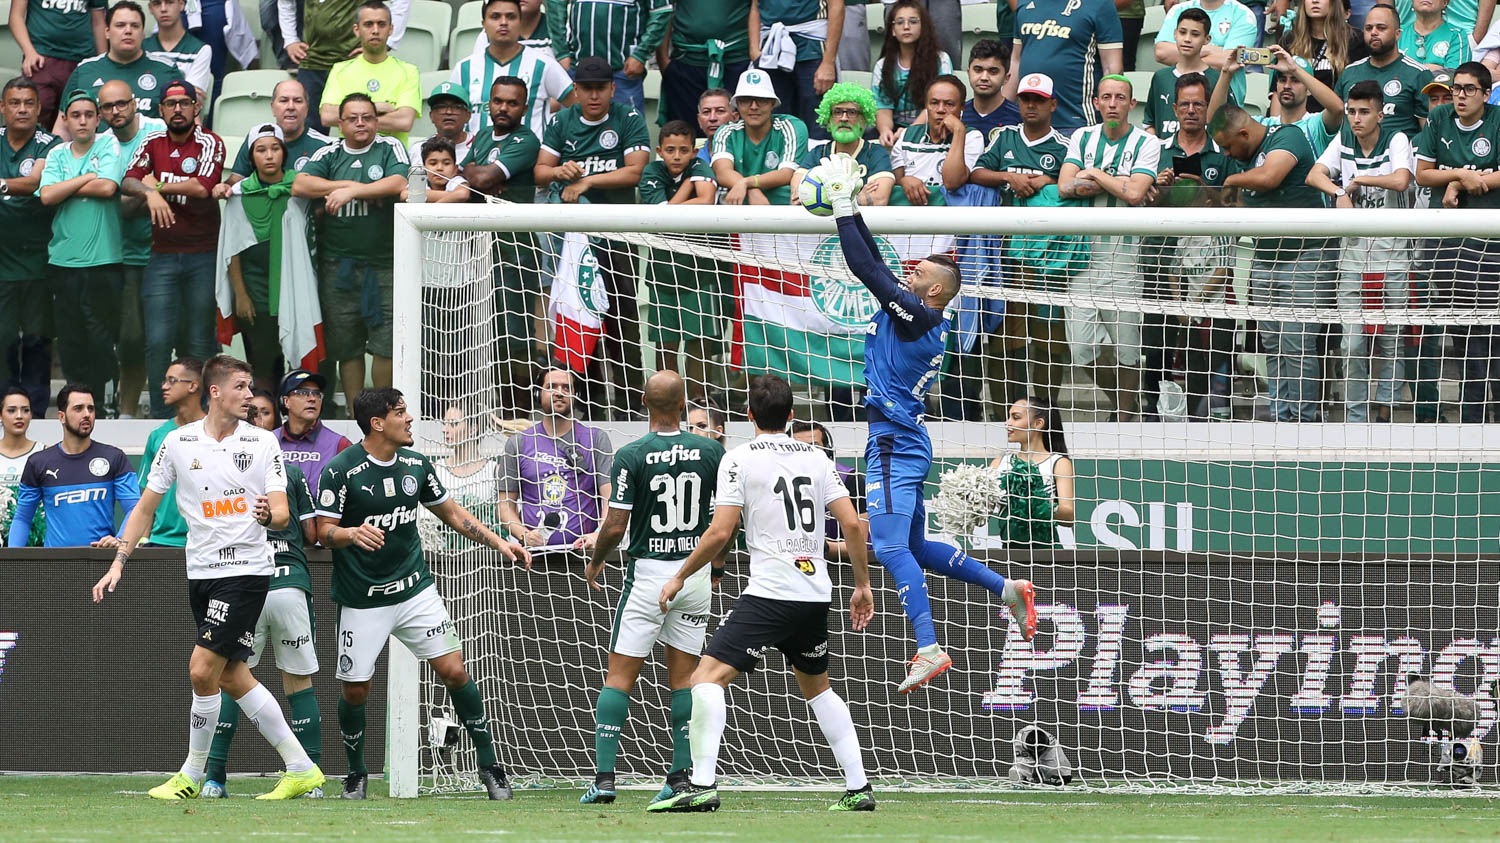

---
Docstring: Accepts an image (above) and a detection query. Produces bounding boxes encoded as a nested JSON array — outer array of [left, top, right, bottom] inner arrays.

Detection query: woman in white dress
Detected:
[[0, 386, 42, 546], [989, 397, 1075, 547]]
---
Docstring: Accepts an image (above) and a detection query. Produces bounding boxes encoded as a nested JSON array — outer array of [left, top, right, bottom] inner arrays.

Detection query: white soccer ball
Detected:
[[798, 165, 837, 217]]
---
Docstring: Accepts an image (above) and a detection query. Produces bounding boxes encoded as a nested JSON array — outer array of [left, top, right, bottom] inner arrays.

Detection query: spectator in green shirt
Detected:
[[141, 356, 204, 547], [1213, 101, 1334, 422], [292, 92, 409, 412], [0, 77, 60, 416], [8, 0, 106, 129], [535, 56, 650, 416], [57, 2, 177, 136], [37, 89, 122, 408], [661, 0, 753, 129]]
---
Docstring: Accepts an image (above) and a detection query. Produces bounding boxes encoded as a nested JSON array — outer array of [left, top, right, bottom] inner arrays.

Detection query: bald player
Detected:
[[580, 371, 725, 806]]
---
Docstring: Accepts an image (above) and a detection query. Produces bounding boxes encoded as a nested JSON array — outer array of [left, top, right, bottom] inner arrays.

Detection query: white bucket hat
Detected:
[[733, 68, 781, 107]]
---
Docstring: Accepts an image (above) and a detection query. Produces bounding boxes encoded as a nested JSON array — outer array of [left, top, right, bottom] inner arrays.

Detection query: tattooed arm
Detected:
[[427, 498, 532, 568]]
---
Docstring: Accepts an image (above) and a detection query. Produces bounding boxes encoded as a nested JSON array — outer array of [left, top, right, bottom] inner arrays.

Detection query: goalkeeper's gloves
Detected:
[[819, 153, 866, 219]]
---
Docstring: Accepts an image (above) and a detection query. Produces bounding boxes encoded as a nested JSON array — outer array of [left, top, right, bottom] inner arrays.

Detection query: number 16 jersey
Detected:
[[714, 433, 849, 603]]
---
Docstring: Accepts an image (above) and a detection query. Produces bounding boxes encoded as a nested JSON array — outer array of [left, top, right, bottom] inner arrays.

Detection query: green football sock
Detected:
[[205, 692, 239, 783], [338, 697, 367, 776], [594, 687, 630, 776], [288, 687, 322, 766], [670, 688, 693, 775], [452, 679, 499, 769]]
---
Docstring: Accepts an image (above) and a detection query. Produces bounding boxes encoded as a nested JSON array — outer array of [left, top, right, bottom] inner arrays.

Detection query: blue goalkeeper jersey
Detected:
[[836, 215, 949, 432], [7, 441, 140, 547]]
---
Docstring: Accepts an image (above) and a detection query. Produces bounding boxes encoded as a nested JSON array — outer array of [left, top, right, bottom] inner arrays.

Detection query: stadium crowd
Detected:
[[1, 0, 1500, 542]]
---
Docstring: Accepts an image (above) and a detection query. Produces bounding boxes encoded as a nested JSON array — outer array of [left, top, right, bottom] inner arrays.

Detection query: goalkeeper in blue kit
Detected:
[[819, 154, 1038, 693]]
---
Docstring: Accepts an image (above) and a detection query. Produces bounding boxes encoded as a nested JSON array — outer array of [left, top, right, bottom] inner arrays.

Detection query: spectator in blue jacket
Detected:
[[8, 383, 139, 547]]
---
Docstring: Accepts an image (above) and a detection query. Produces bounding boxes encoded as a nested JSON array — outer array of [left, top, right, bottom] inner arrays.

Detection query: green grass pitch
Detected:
[[3, 776, 1499, 841]]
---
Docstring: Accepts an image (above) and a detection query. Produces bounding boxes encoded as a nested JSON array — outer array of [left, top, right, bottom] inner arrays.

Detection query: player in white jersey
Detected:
[[92, 355, 325, 801], [650, 375, 876, 814]]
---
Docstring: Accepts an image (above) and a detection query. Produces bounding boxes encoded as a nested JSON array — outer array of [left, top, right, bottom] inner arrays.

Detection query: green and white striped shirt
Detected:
[[1063, 123, 1161, 207], [1315, 126, 1413, 209], [547, 0, 673, 69], [450, 45, 575, 136]]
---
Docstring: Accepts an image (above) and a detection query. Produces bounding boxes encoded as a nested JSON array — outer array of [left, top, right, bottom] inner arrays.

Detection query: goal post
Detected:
[[389, 197, 1500, 795]]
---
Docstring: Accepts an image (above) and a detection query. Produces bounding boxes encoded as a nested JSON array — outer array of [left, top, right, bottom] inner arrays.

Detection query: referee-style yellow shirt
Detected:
[[321, 53, 424, 146]]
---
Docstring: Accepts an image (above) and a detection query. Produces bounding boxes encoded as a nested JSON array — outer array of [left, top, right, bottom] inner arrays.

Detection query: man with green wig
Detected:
[[790, 81, 894, 205]]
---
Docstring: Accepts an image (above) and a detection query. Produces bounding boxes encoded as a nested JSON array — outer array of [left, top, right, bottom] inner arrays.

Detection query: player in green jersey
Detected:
[[292, 92, 408, 413], [317, 388, 530, 800], [579, 371, 725, 806], [204, 390, 324, 798]]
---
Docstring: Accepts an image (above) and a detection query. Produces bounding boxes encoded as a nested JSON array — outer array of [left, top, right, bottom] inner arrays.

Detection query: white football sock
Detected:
[[237, 683, 315, 773], [807, 688, 868, 791], [688, 683, 727, 787], [182, 692, 221, 780], [1002, 578, 1019, 604]]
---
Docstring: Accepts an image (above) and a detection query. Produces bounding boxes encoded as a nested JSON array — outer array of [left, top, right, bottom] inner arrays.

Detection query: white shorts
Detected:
[[608, 563, 711, 659], [336, 585, 460, 682], [248, 587, 319, 676], [1069, 236, 1143, 366]]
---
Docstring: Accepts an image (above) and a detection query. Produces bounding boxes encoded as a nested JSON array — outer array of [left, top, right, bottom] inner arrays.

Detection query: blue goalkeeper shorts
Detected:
[[864, 422, 933, 520]]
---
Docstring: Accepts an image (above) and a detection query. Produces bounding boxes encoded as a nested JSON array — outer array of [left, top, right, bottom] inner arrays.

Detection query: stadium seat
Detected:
[[1137, 4, 1166, 70], [959, 2, 998, 65], [1124, 69, 1154, 102], [396, 0, 451, 72], [214, 69, 294, 138], [420, 69, 450, 98], [839, 69, 872, 91], [1244, 70, 1271, 111], [450, 0, 485, 63], [220, 134, 245, 175], [0, 67, 18, 85], [642, 67, 660, 133]]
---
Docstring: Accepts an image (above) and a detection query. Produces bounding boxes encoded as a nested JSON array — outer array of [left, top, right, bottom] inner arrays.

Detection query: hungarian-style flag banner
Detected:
[[733, 231, 956, 387], [549, 232, 610, 373]]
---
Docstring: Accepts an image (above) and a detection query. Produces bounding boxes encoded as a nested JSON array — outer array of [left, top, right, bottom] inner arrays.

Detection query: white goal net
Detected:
[[390, 197, 1500, 795]]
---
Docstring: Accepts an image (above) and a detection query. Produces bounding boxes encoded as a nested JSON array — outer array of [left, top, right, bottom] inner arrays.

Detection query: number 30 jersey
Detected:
[[714, 433, 849, 603], [609, 430, 724, 564]]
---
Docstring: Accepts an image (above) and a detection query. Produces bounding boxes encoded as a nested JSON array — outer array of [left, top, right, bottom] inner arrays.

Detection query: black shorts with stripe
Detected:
[[705, 594, 831, 675], [189, 574, 270, 662]]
